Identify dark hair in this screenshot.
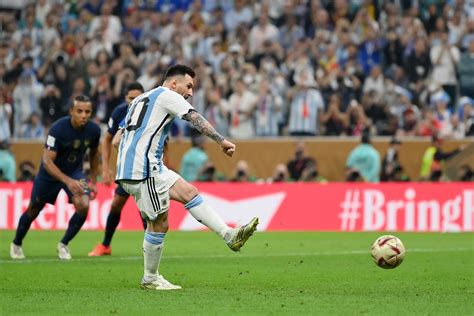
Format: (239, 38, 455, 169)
(127, 82, 144, 93)
(74, 94, 91, 103)
(164, 64, 196, 79)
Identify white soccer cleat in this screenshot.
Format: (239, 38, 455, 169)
(226, 217, 259, 252)
(10, 243, 26, 260)
(57, 243, 72, 260)
(140, 275, 182, 290)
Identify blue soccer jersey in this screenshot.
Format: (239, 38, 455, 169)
(107, 103, 128, 136)
(37, 116, 101, 181)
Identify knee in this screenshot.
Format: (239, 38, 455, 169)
(75, 202, 89, 216)
(110, 197, 126, 214)
(149, 218, 169, 233)
(185, 185, 199, 201)
(26, 205, 42, 219)
(148, 211, 169, 233)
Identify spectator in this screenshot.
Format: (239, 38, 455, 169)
(267, 163, 290, 183)
(286, 142, 315, 181)
(381, 137, 405, 181)
(0, 141, 16, 182)
(346, 129, 381, 183)
(248, 11, 279, 57)
(346, 99, 370, 136)
(287, 69, 325, 136)
(458, 39, 474, 98)
(404, 37, 431, 102)
(230, 160, 257, 182)
(0, 93, 13, 143)
(197, 161, 227, 182)
(429, 31, 460, 106)
(458, 97, 474, 136)
(226, 78, 257, 139)
(40, 84, 63, 127)
(363, 65, 385, 98)
(321, 93, 347, 136)
(13, 69, 44, 136)
(87, 3, 122, 46)
(299, 159, 327, 183)
(180, 135, 208, 182)
(255, 78, 284, 137)
(204, 88, 229, 137)
(18, 160, 36, 181)
(0, 0, 471, 147)
(19, 112, 45, 140)
(279, 13, 305, 51)
(224, 0, 253, 33)
(458, 165, 474, 182)
(417, 108, 441, 137)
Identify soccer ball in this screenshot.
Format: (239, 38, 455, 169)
(371, 235, 405, 269)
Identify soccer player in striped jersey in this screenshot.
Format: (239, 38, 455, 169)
(116, 65, 259, 290)
(88, 82, 146, 257)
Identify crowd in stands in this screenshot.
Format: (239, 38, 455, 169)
(0, 0, 473, 182)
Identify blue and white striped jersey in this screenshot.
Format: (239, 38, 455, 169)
(116, 86, 193, 181)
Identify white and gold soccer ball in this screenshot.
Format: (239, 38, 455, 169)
(371, 235, 405, 269)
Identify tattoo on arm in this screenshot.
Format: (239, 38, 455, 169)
(182, 110, 224, 145)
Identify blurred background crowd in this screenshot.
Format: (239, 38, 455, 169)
(0, 0, 473, 182)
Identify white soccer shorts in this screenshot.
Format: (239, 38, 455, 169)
(119, 167, 180, 221)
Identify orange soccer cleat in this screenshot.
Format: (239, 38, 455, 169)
(88, 244, 112, 256)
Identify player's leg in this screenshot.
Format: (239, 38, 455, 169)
(10, 203, 44, 259)
(11, 179, 61, 259)
(57, 190, 90, 260)
(140, 212, 180, 290)
(89, 187, 129, 256)
(126, 178, 180, 290)
(169, 177, 259, 251)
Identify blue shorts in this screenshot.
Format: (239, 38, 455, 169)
(30, 170, 87, 206)
(115, 184, 130, 197)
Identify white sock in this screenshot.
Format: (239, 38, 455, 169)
(184, 195, 231, 239)
(142, 232, 165, 282)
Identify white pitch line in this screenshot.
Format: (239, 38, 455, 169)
(0, 247, 472, 265)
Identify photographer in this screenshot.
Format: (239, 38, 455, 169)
(37, 50, 69, 103)
(299, 160, 327, 183)
(40, 84, 63, 127)
(267, 164, 290, 183)
(231, 160, 257, 182)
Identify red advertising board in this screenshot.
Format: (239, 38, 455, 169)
(0, 182, 473, 232)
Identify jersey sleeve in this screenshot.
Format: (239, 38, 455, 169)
(107, 108, 122, 135)
(118, 118, 126, 129)
(45, 123, 62, 152)
(90, 124, 101, 149)
(161, 90, 194, 118)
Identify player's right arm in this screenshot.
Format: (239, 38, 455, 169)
(42, 149, 85, 196)
(101, 131, 114, 186)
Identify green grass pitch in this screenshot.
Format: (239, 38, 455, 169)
(0, 230, 472, 315)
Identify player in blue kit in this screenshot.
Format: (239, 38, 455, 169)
(10, 95, 101, 260)
(88, 82, 145, 257)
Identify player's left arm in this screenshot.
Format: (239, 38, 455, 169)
(182, 110, 236, 157)
(88, 146, 100, 199)
(112, 128, 123, 149)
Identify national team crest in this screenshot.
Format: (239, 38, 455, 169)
(84, 139, 91, 148)
(73, 140, 81, 149)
